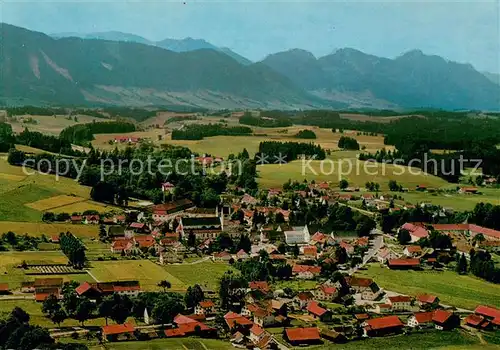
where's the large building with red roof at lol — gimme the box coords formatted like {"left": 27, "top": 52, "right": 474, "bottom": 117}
{"left": 102, "top": 323, "right": 135, "bottom": 341}
{"left": 363, "top": 315, "right": 404, "bottom": 336}
{"left": 284, "top": 327, "right": 322, "bottom": 346}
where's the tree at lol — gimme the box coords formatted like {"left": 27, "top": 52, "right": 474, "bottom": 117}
{"left": 74, "top": 298, "right": 95, "bottom": 326}
{"left": 473, "top": 233, "right": 485, "bottom": 246}
{"left": 99, "top": 224, "right": 107, "bottom": 241}
{"left": 185, "top": 284, "right": 205, "bottom": 309}
{"left": 158, "top": 280, "right": 172, "bottom": 292}
{"left": 397, "top": 229, "right": 412, "bottom": 245}
{"left": 339, "top": 179, "right": 349, "bottom": 190}
{"left": 42, "top": 294, "right": 61, "bottom": 317}
{"left": 152, "top": 294, "right": 185, "bottom": 324}
{"left": 335, "top": 246, "right": 348, "bottom": 264}
{"left": 187, "top": 231, "right": 196, "bottom": 247}
{"left": 236, "top": 235, "right": 251, "bottom": 253}
{"left": 388, "top": 180, "right": 401, "bottom": 192}
{"left": 355, "top": 216, "right": 376, "bottom": 237}
{"left": 10, "top": 306, "right": 30, "bottom": 324}
{"left": 98, "top": 296, "right": 114, "bottom": 325}
{"left": 110, "top": 294, "right": 132, "bottom": 325}
{"left": 50, "top": 308, "right": 67, "bottom": 327}
{"left": 456, "top": 253, "right": 468, "bottom": 274}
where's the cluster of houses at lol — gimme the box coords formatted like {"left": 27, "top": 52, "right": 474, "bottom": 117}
{"left": 400, "top": 222, "right": 500, "bottom": 244}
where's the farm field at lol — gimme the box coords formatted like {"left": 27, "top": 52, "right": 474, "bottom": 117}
{"left": 400, "top": 189, "right": 500, "bottom": 211}
{"left": 88, "top": 338, "right": 235, "bottom": 350}
{"left": 0, "top": 251, "right": 93, "bottom": 289}
{"left": 25, "top": 195, "right": 86, "bottom": 211}
{"left": 357, "top": 264, "right": 500, "bottom": 310}
{"left": 7, "top": 114, "right": 102, "bottom": 135}
{"left": 0, "top": 300, "right": 134, "bottom": 328}
{"left": 0, "top": 221, "right": 98, "bottom": 238}
{"left": 163, "top": 261, "right": 233, "bottom": 290}
{"left": 306, "top": 330, "right": 483, "bottom": 350}
{"left": 88, "top": 260, "right": 185, "bottom": 291}
{"left": 51, "top": 200, "right": 120, "bottom": 214}
{"left": 257, "top": 159, "right": 450, "bottom": 190}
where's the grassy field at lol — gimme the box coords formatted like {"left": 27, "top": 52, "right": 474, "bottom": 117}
{"left": 25, "top": 195, "right": 86, "bottom": 211}
{"left": 163, "top": 261, "right": 232, "bottom": 291}
{"left": 0, "top": 221, "right": 98, "bottom": 238}
{"left": 8, "top": 114, "right": 101, "bottom": 136}
{"left": 400, "top": 188, "right": 500, "bottom": 211}
{"left": 51, "top": 200, "right": 119, "bottom": 214}
{"left": 306, "top": 330, "right": 484, "bottom": 350}
{"left": 357, "top": 264, "right": 500, "bottom": 310}
{"left": 257, "top": 159, "right": 450, "bottom": 190}
{"left": 0, "top": 251, "right": 93, "bottom": 289}
{"left": 88, "top": 338, "right": 235, "bottom": 350}
{"left": 89, "top": 260, "right": 186, "bottom": 291}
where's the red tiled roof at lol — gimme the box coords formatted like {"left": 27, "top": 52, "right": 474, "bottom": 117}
{"left": 224, "top": 312, "right": 253, "bottom": 328}
{"left": 296, "top": 292, "right": 314, "bottom": 301}
{"left": 405, "top": 245, "right": 423, "bottom": 253}
{"left": 75, "top": 282, "right": 93, "bottom": 295}
{"left": 365, "top": 316, "right": 403, "bottom": 330}
{"left": 348, "top": 277, "right": 373, "bottom": 288}
{"left": 303, "top": 246, "right": 317, "bottom": 256}
{"left": 417, "top": 294, "right": 438, "bottom": 304}
{"left": 250, "top": 324, "right": 265, "bottom": 336}
{"left": 413, "top": 312, "right": 434, "bottom": 324}
{"left": 292, "top": 265, "right": 321, "bottom": 274}
{"left": 401, "top": 223, "right": 429, "bottom": 239}
{"left": 130, "top": 222, "right": 145, "bottom": 229}
{"left": 307, "top": 301, "right": 327, "bottom": 317}
{"left": 249, "top": 281, "right": 270, "bottom": 293}
{"left": 199, "top": 300, "right": 214, "bottom": 308}
{"left": 432, "top": 309, "right": 452, "bottom": 324}
{"left": 319, "top": 285, "right": 337, "bottom": 295}
{"left": 310, "top": 232, "right": 326, "bottom": 242}
{"left": 388, "top": 258, "right": 420, "bottom": 267}
{"left": 102, "top": 323, "right": 135, "bottom": 336}
{"left": 465, "top": 314, "right": 485, "bottom": 326}
{"left": 388, "top": 295, "right": 412, "bottom": 303}
{"left": 0, "top": 283, "right": 9, "bottom": 292}
{"left": 474, "top": 305, "right": 500, "bottom": 320}
{"left": 285, "top": 327, "right": 320, "bottom": 342}
{"left": 355, "top": 314, "right": 369, "bottom": 320}
{"left": 164, "top": 328, "right": 185, "bottom": 337}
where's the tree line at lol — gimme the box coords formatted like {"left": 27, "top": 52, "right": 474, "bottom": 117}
{"left": 59, "top": 232, "right": 86, "bottom": 268}
{"left": 257, "top": 141, "right": 326, "bottom": 162}
{"left": 59, "top": 121, "right": 136, "bottom": 145}
{"left": 171, "top": 123, "right": 252, "bottom": 140}
{"left": 239, "top": 113, "right": 292, "bottom": 128}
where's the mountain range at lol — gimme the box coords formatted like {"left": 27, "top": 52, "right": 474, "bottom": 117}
{"left": 2, "top": 24, "right": 499, "bottom": 110}
{"left": 51, "top": 31, "right": 252, "bottom": 66}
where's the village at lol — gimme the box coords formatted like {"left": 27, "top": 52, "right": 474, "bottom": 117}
{"left": 1, "top": 179, "right": 498, "bottom": 349}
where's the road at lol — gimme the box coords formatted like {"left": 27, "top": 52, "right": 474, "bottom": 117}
{"left": 348, "top": 230, "right": 383, "bottom": 275}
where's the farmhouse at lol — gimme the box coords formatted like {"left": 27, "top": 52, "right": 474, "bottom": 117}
{"left": 387, "top": 258, "right": 421, "bottom": 270}
{"left": 102, "top": 323, "right": 135, "bottom": 342}
{"left": 292, "top": 265, "right": 321, "bottom": 279}
{"left": 403, "top": 245, "right": 423, "bottom": 257}
{"left": 472, "top": 305, "right": 500, "bottom": 328}
{"left": 284, "top": 327, "right": 322, "bottom": 346}
{"left": 432, "top": 224, "right": 500, "bottom": 241}
{"left": 75, "top": 281, "right": 141, "bottom": 299}
{"left": 224, "top": 311, "right": 253, "bottom": 330}
{"left": 459, "top": 187, "right": 479, "bottom": 194}
{"left": 363, "top": 316, "right": 404, "bottom": 337}
{"left": 194, "top": 300, "right": 216, "bottom": 315}
{"left": 407, "top": 312, "right": 434, "bottom": 328}
{"left": 293, "top": 292, "right": 314, "bottom": 309}
{"left": 387, "top": 295, "right": 413, "bottom": 311}
{"left": 0, "top": 284, "right": 9, "bottom": 295}
{"left": 432, "top": 310, "right": 456, "bottom": 330}
{"left": 348, "top": 277, "right": 382, "bottom": 301}
{"left": 249, "top": 281, "right": 270, "bottom": 294}
{"left": 400, "top": 223, "right": 429, "bottom": 242}
{"left": 167, "top": 314, "right": 215, "bottom": 337}
{"left": 314, "top": 284, "right": 338, "bottom": 301}
{"left": 417, "top": 294, "right": 440, "bottom": 308}
{"left": 307, "top": 301, "right": 332, "bottom": 322}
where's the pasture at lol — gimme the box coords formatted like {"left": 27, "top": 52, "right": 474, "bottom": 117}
{"left": 25, "top": 195, "right": 86, "bottom": 211}
{"left": 88, "top": 260, "right": 185, "bottom": 291}
{"left": 88, "top": 338, "right": 235, "bottom": 350}
{"left": 7, "top": 114, "right": 101, "bottom": 135}
{"left": 257, "top": 159, "right": 450, "bottom": 190}
{"left": 0, "top": 251, "right": 92, "bottom": 289}
{"left": 0, "top": 221, "right": 98, "bottom": 238}
{"left": 400, "top": 189, "right": 500, "bottom": 211}
{"left": 357, "top": 264, "right": 500, "bottom": 310}
{"left": 163, "top": 261, "right": 232, "bottom": 290}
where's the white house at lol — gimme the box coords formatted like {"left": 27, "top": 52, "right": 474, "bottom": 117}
{"left": 284, "top": 225, "right": 310, "bottom": 245}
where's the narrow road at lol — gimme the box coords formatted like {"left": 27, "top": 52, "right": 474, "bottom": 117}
{"left": 348, "top": 231, "right": 383, "bottom": 275}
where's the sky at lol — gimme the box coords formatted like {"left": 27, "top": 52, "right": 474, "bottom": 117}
{"left": 2, "top": 0, "right": 499, "bottom": 73}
